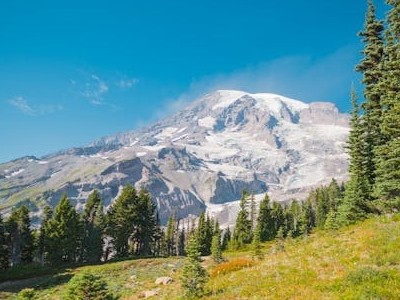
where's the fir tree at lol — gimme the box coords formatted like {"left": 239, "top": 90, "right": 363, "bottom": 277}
{"left": 196, "top": 212, "right": 213, "bottom": 256}
{"left": 232, "top": 191, "right": 252, "bottom": 248}
{"left": 45, "top": 195, "right": 83, "bottom": 264}
{"left": 6, "top": 205, "right": 34, "bottom": 266}
{"left": 300, "top": 199, "right": 315, "bottom": 236}
{"left": 338, "top": 89, "right": 370, "bottom": 225}
{"left": 211, "top": 223, "right": 223, "bottom": 264}
{"left": 178, "top": 227, "right": 186, "bottom": 256}
{"left": 82, "top": 190, "right": 105, "bottom": 263}
{"left": 181, "top": 235, "right": 208, "bottom": 299}
{"left": 270, "top": 202, "right": 285, "bottom": 237}
{"left": 251, "top": 223, "right": 263, "bottom": 260}
{"left": 65, "top": 272, "right": 118, "bottom": 300}
{"left": 38, "top": 205, "right": 52, "bottom": 265}
{"left": 165, "top": 215, "right": 177, "bottom": 256}
{"left": 221, "top": 226, "right": 231, "bottom": 251}
{"left": 374, "top": 0, "right": 400, "bottom": 207}
{"left": 257, "top": 194, "right": 275, "bottom": 241}
{"left": 133, "top": 190, "right": 156, "bottom": 256}
{"left": 357, "top": 0, "right": 385, "bottom": 190}
{"left": 106, "top": 185, "right": 138, "bottom": 258}
{"left": 0, "top": 214, "right": 9, "bottom": 270}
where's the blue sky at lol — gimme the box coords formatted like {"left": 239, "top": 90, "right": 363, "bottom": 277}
{"left": 0, "top": 0, "right": 387, "bottom": 163}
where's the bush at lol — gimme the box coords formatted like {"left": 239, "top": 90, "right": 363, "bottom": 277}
{"left": 16, "top": 288, "right": 36, "bottom": 300}
{"left": 65, "top": 272, "right": 118, "bottom": 300}
{"left": 210, "top": 258, "right": 255, "bottom": 277}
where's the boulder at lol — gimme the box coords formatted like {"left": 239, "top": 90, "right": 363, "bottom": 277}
{"left": 155, "top": 276, "right": 173, "bottom": 285}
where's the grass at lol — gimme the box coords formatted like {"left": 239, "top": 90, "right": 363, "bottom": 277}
{"left": 1, "top": 214, "right": 400, "bottom": 299}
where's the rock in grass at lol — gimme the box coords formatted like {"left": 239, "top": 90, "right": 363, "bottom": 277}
{"left": 155, "top": 276, "right": 173, "bottom": 285}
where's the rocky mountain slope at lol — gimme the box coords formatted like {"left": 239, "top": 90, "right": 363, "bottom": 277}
{"left": 0, "top": 90, "right": 349, "bottom": 224}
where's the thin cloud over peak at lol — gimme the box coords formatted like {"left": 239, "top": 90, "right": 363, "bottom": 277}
{"left": 8, "top": 96, "right": 63, "bottom": 116}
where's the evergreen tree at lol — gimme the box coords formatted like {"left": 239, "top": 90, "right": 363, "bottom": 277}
{"left": 300, "top": 199, "right": 315, "bottom": 236}
{"left": 196, "top": 212, "right": 212, "bottom": 256}
{"left": 356, "top": 0, "right": 385, "bottom": 190}
{"left": 82, "top": 190, "right": 105, "bottom": 263}
{"left": 374, "top": 0, "right": 400, "bottom": 206}
{"left": 165, "top": 215, "right": 177, "bottom": 256}
{"left": 338, "top": 89, "right": 370, "bottom": 225}
{"left": 46, "top": 195, "right": 83, "bottom": 264}
{"left": 288, "top": 200, "right": 302, "bottom": 237}
{"left": 133, "top": 190, "right": 156, "bottom": 256}
{"left": 106, "top": 185, "right": 138, "bottom": 258}
{"left": 0, "top": 214, "right": 9, "bottom": 270}
{"left": 6, "top": 205, "right": 34, "bottom": 266}
{"left": 181, "top": 235, "right": 208, "bottom": 299}
{"left": 232, "top": 191, "right": 252, "bottom": 248}
{"left": 153, "top": 211, "right": 163, "bottom": 257}
{"left": 211, "top": 223, "right": 223, "bottom": 264}
{"left": 327, "top": 178, "right": 343, "bottom": 211}
{"left": 221, "top": 226, "right": 231, "bottom": 251}
{"left": 251, "top": 223, "right": 263, "bottom": 260}
{"left": 177, "top": 227, "right": 186, "bottom": 256}
{"left": 324, "top": 209, "right": 339, "bottom": 230}
{"left": 38, "top": 205, "right": 52, "bottom": 265}
{"left": 270, "top": 202, "right": 285, "bottom": 237}
{"left": 65, "top": 272, "right": 118, "bottom": 300}
{"left": 257, "top": 194, "right": 275, "bottom": 241}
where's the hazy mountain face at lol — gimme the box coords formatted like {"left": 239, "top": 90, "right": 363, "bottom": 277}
{"left": 0, "top": 90, "right": 349, "bottom": 224}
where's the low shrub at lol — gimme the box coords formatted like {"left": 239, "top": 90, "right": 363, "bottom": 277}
{"left": 210, "top": 258, "right": 255, "bottom": 277}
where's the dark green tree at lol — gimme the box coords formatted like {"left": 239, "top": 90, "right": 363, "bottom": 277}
{"left": 0, "top": 214, "right": 9, "bottom": 270}
{"left": 356, "top": 0, "right": 385, "bottom": 191}
{"left": 82, "top": 190, "right": 105, "bottom": 263}
{"left": 221, "top": 226, "right": 231, "bottom": 251}
{"left": 181, "top": 235, "right": 208, "bottom": 299}
{"left": 232, "top": 191, "right": 252, "bottom": 248}
{"left": 338, "top": 89, "right": 370, "bottom": 225}
{"left": 211, "top": 222, "right": 223, "bottom": 263}
{"left": 165, "top": 215, "right": 177, "bottom": 256}
{"left": 257, "top": 194, "right": 275, "bottom": 241}
{"left": 300, "top": 199, "right": 315, "bottom": 236}
{"left": 65, "top": 272, "right": 118, "bottom": 300}
{"left": 270, "top": 202, "right": 285, "bottom": 237}
{"left": 106, "top": 185, "right": 139, "bottom": 258}
{"left": 132, "top": 190, "right": 156, "bottom": 256}
{"left": 6, "top": 205, "right": 34, "bottom": 266}
{"left": 251, "top": 223, "right": 263, "bottom": 260}
{"left": 38, "top": 205, "right": 52, "bottom": 265}
{"left": 45, "top": 195, "right": 83, "bottom": 264}
{"left": 373, "top": 0, "right": 400, "bottom": 207}
{"left": 196, "top": 212, "right": 213, "bottom": 256}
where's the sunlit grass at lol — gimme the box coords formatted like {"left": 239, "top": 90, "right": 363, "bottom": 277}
{"left": 1, "top": 214, "right": 399, "bottom": 299}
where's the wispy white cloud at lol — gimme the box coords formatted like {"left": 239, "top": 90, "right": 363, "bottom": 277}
{"left": 116, "top": 78, "right": 139, "bottom": 89}
{"left": 78, "top": 74, "right": 109, "bottom": 105}
{"left": 162, "top": 45, "right": 359, "bottom": 115}
{"left": 8, "top": 96, "right": 63, "bottom": 116}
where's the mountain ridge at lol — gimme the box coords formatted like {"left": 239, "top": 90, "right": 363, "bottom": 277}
{"left": 0, "top": 90, "right": 349, "bottom": 225}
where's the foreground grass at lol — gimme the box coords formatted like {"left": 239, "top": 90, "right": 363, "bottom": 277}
{"left": 1, "top": 214, "right": 399, "bottom": 299}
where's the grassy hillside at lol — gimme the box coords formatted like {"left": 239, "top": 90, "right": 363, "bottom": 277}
{"left": 1, "top": 214, "right": 399, "bottom": 299}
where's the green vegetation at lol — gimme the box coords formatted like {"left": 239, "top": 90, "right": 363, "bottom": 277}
{"left": 0, "top": 214, "right": 398, "bottom": 299}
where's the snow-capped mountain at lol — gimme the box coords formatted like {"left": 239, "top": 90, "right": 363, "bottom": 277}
{"left": 0, "top": 90, "right": 349, "bottom": 225}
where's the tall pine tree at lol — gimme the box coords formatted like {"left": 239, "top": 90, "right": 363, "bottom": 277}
{"left": 356, "top": 0, "right": 385, "bottom": 192}
{"left": 338, "top": 89, "right": 370, "bottom": 225}
{"left": 82, "top": 190, "right": 105, "bottom": 263}
{"left": 6, "top": 206, "right": 34, "bottom": 266}
{"left": 0, "top": 214, "right": 9, "bottom": 270}
{"left": 374, "top": 0, "right": 400, "bottom": 206}
{"left": 45, "top": 195, "right": 83, "bottom": 264}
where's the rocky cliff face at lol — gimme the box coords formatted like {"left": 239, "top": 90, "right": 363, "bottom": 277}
{"left": 0, "top": 90, "right": 349, "bottom": 225}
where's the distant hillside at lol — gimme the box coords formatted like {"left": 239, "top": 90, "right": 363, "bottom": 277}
{"left": 1, "top": 214, "right": 399, "bottom": 299}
